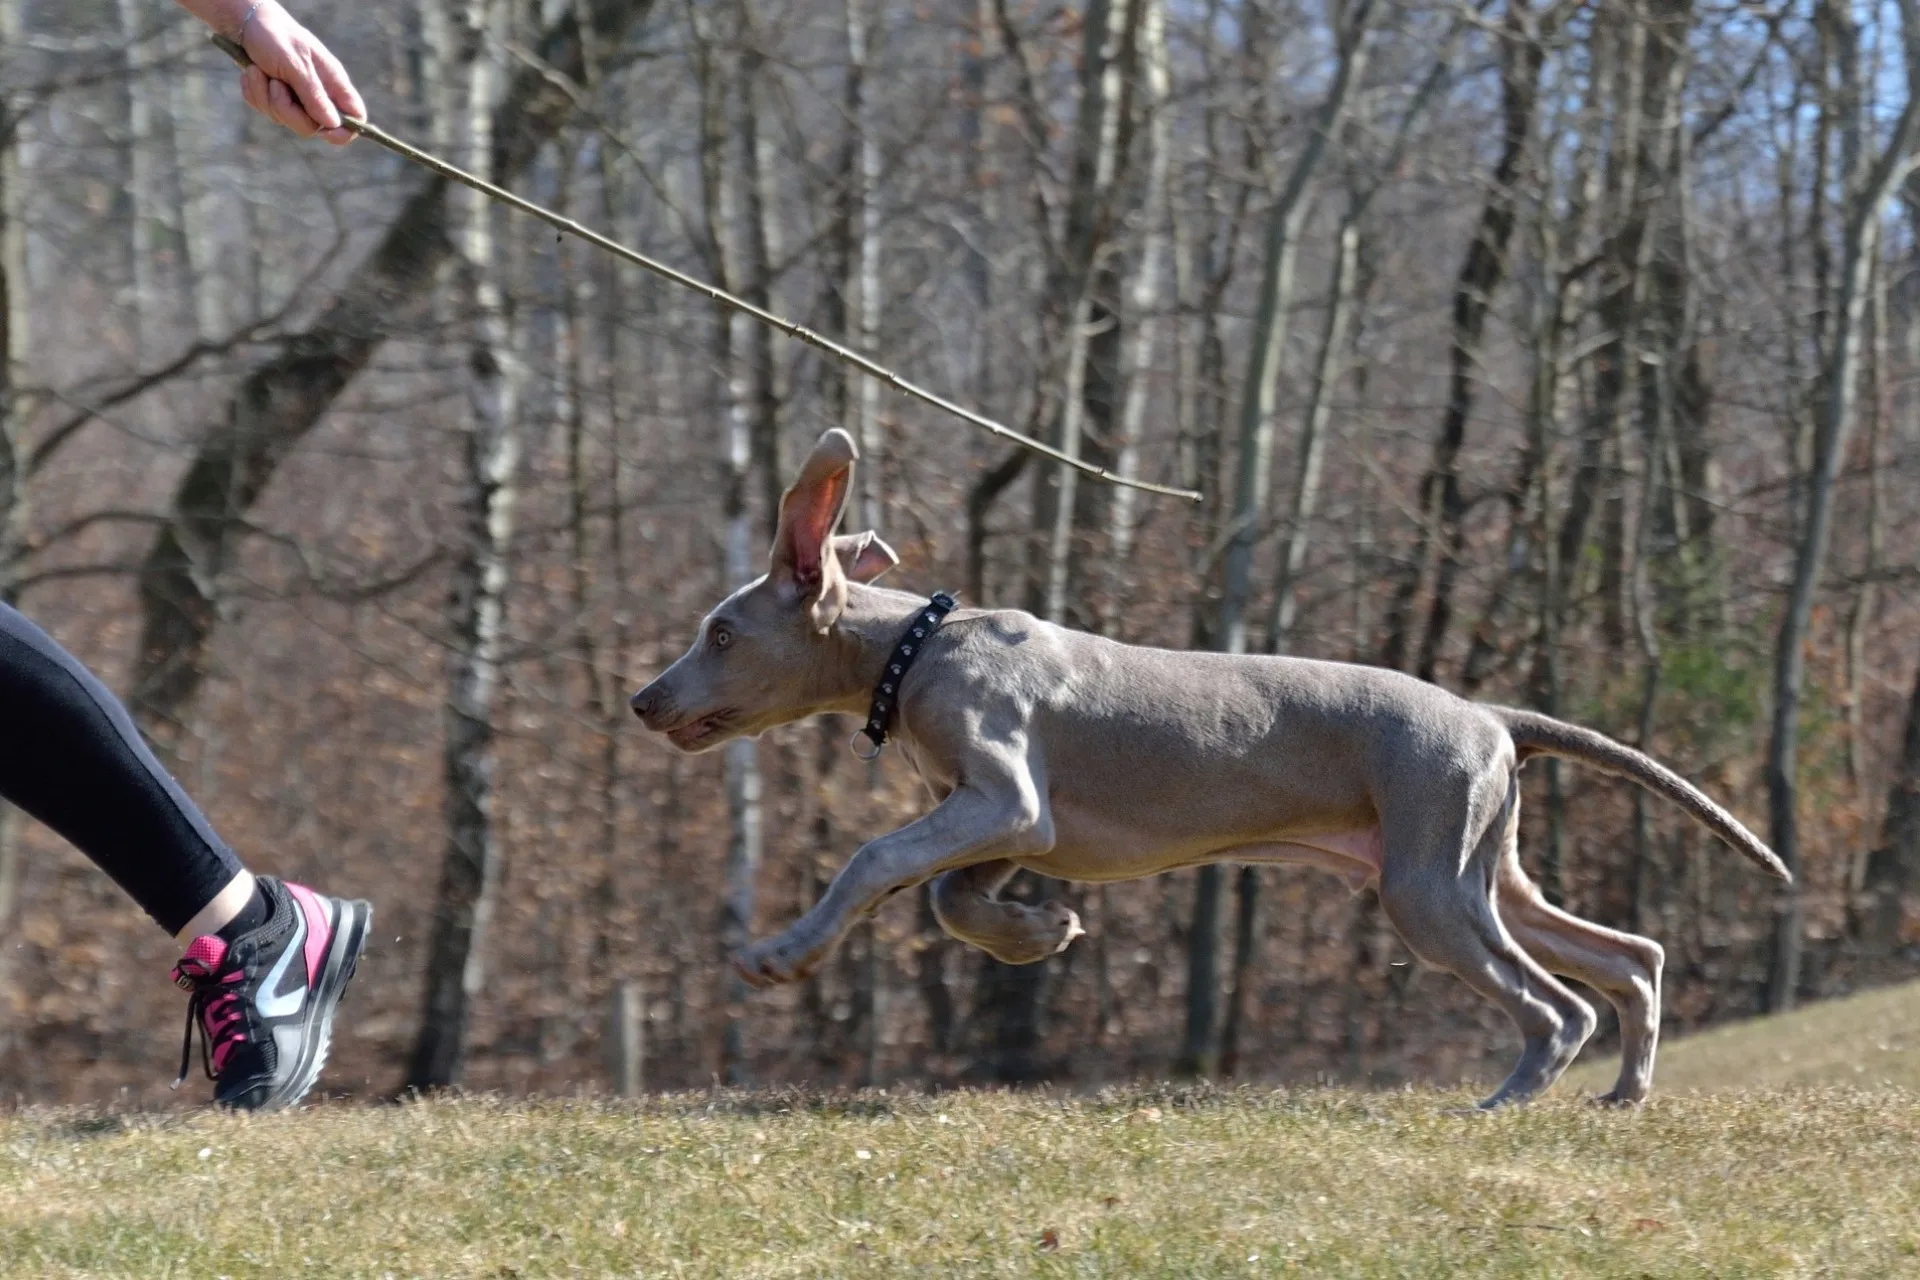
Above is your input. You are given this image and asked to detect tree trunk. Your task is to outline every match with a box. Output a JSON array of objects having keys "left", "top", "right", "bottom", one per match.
[
  {"left": 169, "top": 11, "right": 225, "bottom": 340},
  {"left": 845, "top": 0, "right": 884, "bottom": 535},
  {"left": 0, "top": 0, "right": 26, "bottom": 586},
  {"left": 1215, "top": 863, "right": 1261, "bottom": 1075},
  {"left": 1100, "top": 0, "right": 1169, "bottom": 613},
  {"left": 1186, "top": 0, "right": 1371, "bottom": 1075},
  {"left": 1226, "top": 50, "right": 1440, "bottom": 1068},
  {"left": 1767, "top": 0, "right": 1920, "bottom": 1011},
  {"left": 1218, "top": 13, "right": 1462, "bottom": 1062},
  {"left": 847, "top": 0, "right": 885, "bottom": 1084},
  {"left": 118, "top": 0, "right": 163, "bottom": 355},
  {"left": 1548, "top": 1, "right": 1686, "bottom": 671},
  {"left": 1843, "top": 258, "right": 1885, "bottom": 797},
  {"left": 1858, "top": 655, "right": 1920, "bottom": 953},
  {"left": 1266, "top": 213, "right": 1359, "bottom": 655},
  {"left": 980, "top": 0, "right": 1140, "bottom": 1083},
  {"left": 1215, "top": 5, "right": 1369, "bottom": 657},
  {"left": 915, "top": 885, "right": 956, "bottom": 1056},
  {"left": 408, "top": 0, "right": 522, "bottom": 1089},
  {"left": 0, "top": 0, "right": 28, "bottom": 981},
  {"left": 1639, "top": 0, "right": 1712, "bottom": 628},
  {"left": 692, "top": 1, "right": 778, "bottom": 1083},
  {"left": 583, "top": 21, "right": 637, "bottom": 1001},
  {"left": 1024, "top": 0, "right": 1135, "bottom": 624},
  {"left": 1378, "top": 0, "right": 1541, "bottom": 678}
]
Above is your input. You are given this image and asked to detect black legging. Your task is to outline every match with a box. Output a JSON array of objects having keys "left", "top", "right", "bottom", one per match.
[{"left": 0, "top": 602, "right": 241, "bottom": 934}]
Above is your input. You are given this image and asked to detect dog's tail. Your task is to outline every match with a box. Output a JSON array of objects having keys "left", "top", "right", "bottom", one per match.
[{"left": 1491, "top": 706, "right": 1789, "bottom": 882}]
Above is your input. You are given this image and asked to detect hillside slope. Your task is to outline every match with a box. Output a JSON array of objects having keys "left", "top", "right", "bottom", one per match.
[{"left": 1567, "top": 978, "right": 1920, "bottom": 1094}]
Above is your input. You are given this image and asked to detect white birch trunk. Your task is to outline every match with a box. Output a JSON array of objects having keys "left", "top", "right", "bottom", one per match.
[
  {"left": 409, "top": 0, "right": 522, "bottom": 1088},
  {"left": 693, "top": 1, "right": 764, "bottom": 1083},
  {"left": 118, "top": 0, "right": 163, "bottom": 354},
  {"left": 169, "top": 13, "right": 225, "bottom": 339},
  {"left": 1265, "top": 214, "right": 1358, "bottom": 654},
  {"left": 1041, "top": 0, "right": 1129, "bottom": 625},
  {"left": 1103, "top": 0, "right": 1170, "bottom": 599},
  {"left": 846, "top": 0, "right": 883, "bottom": 533}
]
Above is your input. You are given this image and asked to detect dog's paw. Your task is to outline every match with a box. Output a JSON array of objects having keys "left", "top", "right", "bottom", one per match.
[
  {"left": 1040, "top": 900, "right": 1086, "bottom": 951},
  {"left": 731, "top": 933, "right": 824, "bottom": 989},
  {"left": 978, "top": 901, "right": 1086, "bottom": 966},
  {"left": 1589, "top": 1089, "right": 1647, "bottom": 1109}
]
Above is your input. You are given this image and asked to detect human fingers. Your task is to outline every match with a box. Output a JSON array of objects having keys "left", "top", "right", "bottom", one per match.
[
  {"left": 239, "top": 64, "right": 272, "bottom": 119},
  {"left": 278, "top": 49, "right": 342, "bottom": 133},
  {"left": 267, "top": 76, "right": 321, "bottom": 138},
  {"left": 312, "top": 43, "right": 366, "bottom": 125}
]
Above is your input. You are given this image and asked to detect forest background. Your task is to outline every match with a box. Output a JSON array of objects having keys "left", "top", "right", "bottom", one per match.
[{"left": 1, "top": 0, "right": 1918, "bottom": 1103}]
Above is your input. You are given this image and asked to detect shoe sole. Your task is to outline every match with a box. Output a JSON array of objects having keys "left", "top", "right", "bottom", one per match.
[{"left": 262, "top": 897, "right": 372, "bottom": 1110}]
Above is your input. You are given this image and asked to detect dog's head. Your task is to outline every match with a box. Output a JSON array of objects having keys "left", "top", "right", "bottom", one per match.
[{"left": 629, "top": 428, "right": 898, "bottom": 752}]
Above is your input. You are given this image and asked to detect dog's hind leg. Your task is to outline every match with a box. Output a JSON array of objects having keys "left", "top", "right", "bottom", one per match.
[
  {"left": 1376, "top": 768, "right": 1596, "bottom": 1109},
  {"left": 930, "top": 861, "right": 1083, "bottom": 965},
  {"left": 1496, "top": 845, "right": 1664, "bottom": 1105}
]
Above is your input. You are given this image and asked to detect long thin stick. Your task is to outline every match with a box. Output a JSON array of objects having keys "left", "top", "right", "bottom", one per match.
[{"left": 211, "top": 34, "right": 1202, "bottom": 503}]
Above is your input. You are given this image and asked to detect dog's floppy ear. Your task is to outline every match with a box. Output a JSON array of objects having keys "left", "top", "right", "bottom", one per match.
[
  {"left": 832, "top": 531, "right": 898, "bottom": 584},
  {"left": 770, "top": 429, "right": 858, "bottom": 632}
]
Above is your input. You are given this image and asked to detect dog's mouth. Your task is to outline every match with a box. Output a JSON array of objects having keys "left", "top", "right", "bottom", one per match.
[{"left": 665, "top": 710, "right": 734, "bottom": 751}]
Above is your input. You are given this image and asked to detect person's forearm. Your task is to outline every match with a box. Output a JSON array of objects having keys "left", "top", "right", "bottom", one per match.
[{"left": 173, "top": 0, "right": 267, "bottom": 39}]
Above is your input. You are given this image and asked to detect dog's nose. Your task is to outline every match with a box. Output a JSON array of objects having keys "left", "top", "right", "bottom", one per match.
[{"left": 630, "top": 684, "right": 665, "bottom": 727}]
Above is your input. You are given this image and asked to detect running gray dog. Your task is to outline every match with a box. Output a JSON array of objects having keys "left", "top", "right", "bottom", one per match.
[{"left": 630, "top": 428, "right": 1788, "bottom": 1109}]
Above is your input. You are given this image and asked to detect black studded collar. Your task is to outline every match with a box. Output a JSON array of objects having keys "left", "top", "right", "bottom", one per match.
[{"left": 852, "top": 591, "right": 958, "bottom": 758}]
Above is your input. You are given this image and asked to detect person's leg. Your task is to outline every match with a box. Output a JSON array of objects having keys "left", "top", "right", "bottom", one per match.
[
  {"left": 0, "top": 602, "right": 370, "bottom": 1108},
  {"left": 0, "top": 601, "right": 254, "bottom": 937}
]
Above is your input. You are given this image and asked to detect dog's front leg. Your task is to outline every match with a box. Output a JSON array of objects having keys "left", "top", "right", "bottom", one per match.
[{"left": 733, "top": 775, "right": 1050, "bottom": 988}]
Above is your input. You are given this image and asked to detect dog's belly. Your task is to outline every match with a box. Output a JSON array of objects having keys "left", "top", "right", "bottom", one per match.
[
  {"left": 1215, "top": 830, "right": 1385, "bottom": 892},
  {"left": 1021, "top": 819, "right": 1384, "bottom": 891}
]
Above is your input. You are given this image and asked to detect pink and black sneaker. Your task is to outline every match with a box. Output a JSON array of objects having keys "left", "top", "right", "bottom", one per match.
[{"left": 171, "top": 876, "right": 372, "bottom": 1110}]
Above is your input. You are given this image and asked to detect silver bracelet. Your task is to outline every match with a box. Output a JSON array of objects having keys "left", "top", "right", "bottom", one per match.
[{"left": 236, "top": 0, "right": 265, "bottom": 41}]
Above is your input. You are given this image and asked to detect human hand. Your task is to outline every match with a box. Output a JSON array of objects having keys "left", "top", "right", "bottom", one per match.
[{"left": 229, "top": 0, "right": 366, "bottom": 146}]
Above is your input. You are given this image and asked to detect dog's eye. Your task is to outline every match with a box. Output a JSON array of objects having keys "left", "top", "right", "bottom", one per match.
[{"left": 711, "top": 624, "right": 733, "bottom": 650}]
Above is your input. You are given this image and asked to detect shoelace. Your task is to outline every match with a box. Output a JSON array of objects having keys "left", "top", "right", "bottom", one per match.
[{"left": 171, "top": 948, "right": 247, "bottom": 1089}]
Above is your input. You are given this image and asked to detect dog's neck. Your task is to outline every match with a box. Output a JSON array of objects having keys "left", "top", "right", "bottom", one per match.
[{"left": 820, "top": 584, "right": 955, "bottom": 716}]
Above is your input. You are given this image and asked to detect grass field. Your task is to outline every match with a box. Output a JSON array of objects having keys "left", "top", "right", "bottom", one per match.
[{"left": 5, "top": 987, "right": 1920, "bottom": 1279}]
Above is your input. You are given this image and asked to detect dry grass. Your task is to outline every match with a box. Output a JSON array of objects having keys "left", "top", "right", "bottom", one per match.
[
  {"left": 9, "top": 981, "right": 1920, "bottom": 1278},
  {"left": 4, "top": 1082, "right": 1920, "bottom": 1278}
]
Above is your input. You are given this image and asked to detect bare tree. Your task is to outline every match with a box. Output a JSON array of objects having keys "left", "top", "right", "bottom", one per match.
[
  {"left": 169, "top": 12, "right": 227, "bottom": 340},
  {"left": 1378, "top": 0, "right": 1555, "bottom": 679},
  {"left": 1767, "top": 0, "right": 1920, "bottom": 1011},
  {"left": 970, "top": 0, "right": 1143, "bottom": 1084},
  {"left": 1103, "top": 0, "right": 1170, "bottom": 604},
  {"left": 128, "top": 0, "right": 659, "bottom": 741},
  {"left": 0, "top": 0, "right": 30, "bottom": 968},
  {"left": 1221, "top": 35, "right": 1459, "bottom": 1072},
  {"left": 1185, "top": 0, "right": 1372, "bottom": 1077},
  {"left": 408, "top": 0, "right": 524, "bottom": 1089},
  {"left": 118, "top": 0, "right": 165, "bottom": 355}
]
